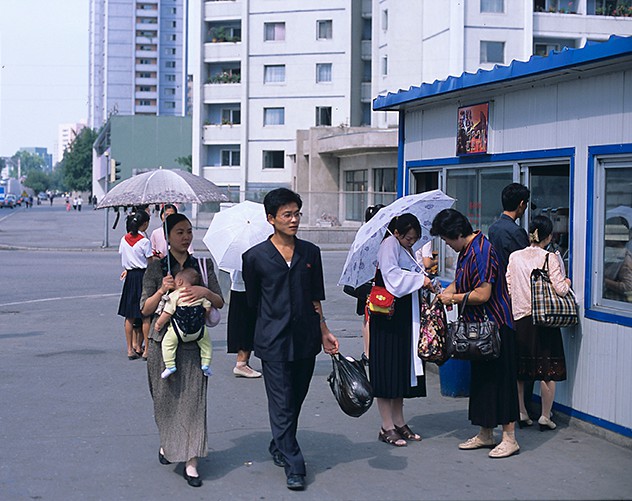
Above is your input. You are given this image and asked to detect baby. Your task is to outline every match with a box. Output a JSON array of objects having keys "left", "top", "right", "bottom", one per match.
[{"left": 154, "top": 267, "right": 213, "bottom": 378}]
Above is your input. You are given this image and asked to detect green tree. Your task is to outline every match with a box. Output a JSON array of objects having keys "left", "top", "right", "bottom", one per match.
[
  {"left": 23, "top": 170, "right": 50, "bottom": 194},
  {"left": 11, "top": 150, "right": 46, "bottom": 176},
  {"left": 175, "top": 154, "right": 192, "bottom": 172},
  {"left": 59, "top": 128, "right": 98, "bottom": 191}
]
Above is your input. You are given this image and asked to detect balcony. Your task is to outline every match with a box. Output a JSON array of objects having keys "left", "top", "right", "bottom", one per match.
[
  {"left": 204, "top": 41, "right": 241, "bottom": 61},
  {"left": 203, "top": 82, "right": 241, "bottom": 102},
  {"left": 135, "top": 49, "right": 158, "bottom": 58},
  {"left": 135, "top": 77, "right": 157, "bottom": 85},
  {"left": 203, "top": 124, "right": 241, "bottom": 144},
  {"left": 135, "top": 105, "right": 157, "bottom": 114},
  {"left": 205, "top": 0, "right": 241, "bottom": 20},
  {"left": 362, "top": 0, "right": 372, "bottom": 18},
  {"left": 135, "top": 91, "right": 158, "bottom": 99},
  {"left": 202, "top": 165, "right": 241, "bottom": 186},
  {"left": 361, "top": 82, "right": 373, "bottom": 102},
  {"left": 361, "top": 40, "right": 372, "bottom": 60},
  {"left": 136, "top": 64, "right": 158, "bottom": 72},
  {"left": 136, "top": 8, "right": 158, "bottom": 18}
]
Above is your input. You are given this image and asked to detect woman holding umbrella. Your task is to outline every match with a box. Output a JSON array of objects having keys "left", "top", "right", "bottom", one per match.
[
  {"left": 371, "top": 213, "right": 434, "bottom": 447},
  {"left": 140, "top": 213, "right": 224, "bottom": 487}
]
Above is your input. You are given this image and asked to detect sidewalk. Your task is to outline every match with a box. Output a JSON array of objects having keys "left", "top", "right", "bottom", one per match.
[{"left": 2, "top": 204, "right": 632, "bottom": 500}]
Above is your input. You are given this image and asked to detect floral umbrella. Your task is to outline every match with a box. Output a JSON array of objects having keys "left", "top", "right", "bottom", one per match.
[{"left": 338, "top": 189, "right": 455, "bottom": 288}]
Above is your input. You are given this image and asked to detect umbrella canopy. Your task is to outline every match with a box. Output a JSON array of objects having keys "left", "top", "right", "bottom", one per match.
[
  {"left": 203, "top": 201, "right": 273, "bottom": 271},
  {"left": 97, "top": 168, "right": 228, "bottom": 208},
  {"left": 338, "top": 189, "right": 455, "bottom": 288},
  {"left": 606, "top": 205, "right": 632, "bottom": 228}
]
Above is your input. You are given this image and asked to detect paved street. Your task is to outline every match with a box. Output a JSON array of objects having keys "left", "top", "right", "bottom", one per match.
[{"left": 1, "top": 204, "right": 632, "bottom": 501}]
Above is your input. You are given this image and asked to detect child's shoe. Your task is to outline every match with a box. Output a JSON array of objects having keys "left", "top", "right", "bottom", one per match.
[
  {"left": 201, "top": 365, "right": 213, "bottom": 377},
  {"left": 161, "top": 367, "right": 177, "bottom": 379}
]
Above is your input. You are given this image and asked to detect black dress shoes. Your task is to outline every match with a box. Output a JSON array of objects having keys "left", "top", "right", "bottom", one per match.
[
  {"left": 183, "top": 470, "right": 202, "bottom": 488},
  {"left": 158, "top": 450, "right": 171, "bottom": 465},
  {"left": 286, "top": 474, "right": 305, "bottom": 491},
  {"left": 272, "top": 451, "right": 288, "bottom": 467}
]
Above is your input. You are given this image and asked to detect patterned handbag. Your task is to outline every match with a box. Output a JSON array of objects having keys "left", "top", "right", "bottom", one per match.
[
  {"left": 367, "top": 285, "right": 396, "bottom": 317},
  {"left": 417, "top": 297, "right": 449, "bottom": 365},
  {"left": 531, "top": 253, "right": 578, "bottom": 328}
]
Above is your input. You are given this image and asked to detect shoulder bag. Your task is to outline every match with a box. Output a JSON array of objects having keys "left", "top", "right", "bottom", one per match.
[
  {"left": 447, "top": 292, "right": 501, "bottom": 361},
  {"left": 366, "top": 268, "right": 395, "bottom": 317},
  {"left": 417, "top": 296, "right": 449, "bottom": 365},
  {"left": 531, "top": 253, "right": 578, "bottom": 328},
  {"left": 197, "top": 257, "right": 221, "bottom": 327}
]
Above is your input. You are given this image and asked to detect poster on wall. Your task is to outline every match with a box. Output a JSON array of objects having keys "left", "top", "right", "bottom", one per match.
[{"left": 457, "top": 102, "right": 489, "bottom": 155}]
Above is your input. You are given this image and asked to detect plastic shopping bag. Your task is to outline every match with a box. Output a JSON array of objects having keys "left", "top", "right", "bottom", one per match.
[{"left": 327, "top": 353, "right": 373, "bottom": 418}]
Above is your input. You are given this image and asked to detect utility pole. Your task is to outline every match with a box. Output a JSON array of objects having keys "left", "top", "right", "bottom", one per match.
[{"left": 102, "top": 151, "right": 110, "bottom": 248}]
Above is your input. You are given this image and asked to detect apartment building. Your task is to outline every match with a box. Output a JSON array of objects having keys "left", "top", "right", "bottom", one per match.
[
  {"left": 88, "top": 0, "right": 189, "bottom": 129},
  {"left": 192, "top": 0, "right": 372, "bottom": 199},
  {"left": 57, "top": 122, "right": 86, "bottom": 165}
]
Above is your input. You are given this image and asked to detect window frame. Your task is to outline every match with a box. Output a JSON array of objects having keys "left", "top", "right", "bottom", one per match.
[
  {"left": 315, "top": 106, "right": 332, "bottom": 126},
  {"left": 316, "top": 63, "right": 332, "bottom": 83},
  {"left": 263, "top": 64, "right": 286, "bottom": 84},
  {"left": 263, "top": 150, "right": 285, "bottom": 169},
  {"left": 585, "top": 143, "right": 632, "bottom": 327},
  {"left": 480, "top": 40, "right": 505, "bottom": 64},
  {"left": 264, "top": 21, "right": 286, "bottom": 41},
  {"left": 221, "top": 108, "right": 241, "bottom": 125},
  {"left": 316, "top": 19, "right": 333, "bottom": 40},
  {"left": 221, "top": 149, "right": 240, "bottom": 167},
  {"left": 263, "top": 107, "right": 285, "bottom": 126},
  {"left": 480, "top": 0, "right": 504, "bottom": 13}
]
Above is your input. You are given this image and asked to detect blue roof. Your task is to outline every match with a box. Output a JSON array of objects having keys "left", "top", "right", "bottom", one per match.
[{"left": 373, "top": 35, "right": 632, "bottom": 111}]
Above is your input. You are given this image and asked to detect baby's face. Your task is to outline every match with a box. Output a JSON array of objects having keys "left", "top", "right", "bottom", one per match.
[{"left": 176, "top": 277, "right": 191, "bottom": 288}]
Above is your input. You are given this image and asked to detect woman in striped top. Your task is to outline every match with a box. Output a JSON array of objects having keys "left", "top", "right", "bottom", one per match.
[{"left": 431, "top": 208, "right": 520, "bottom": 459}]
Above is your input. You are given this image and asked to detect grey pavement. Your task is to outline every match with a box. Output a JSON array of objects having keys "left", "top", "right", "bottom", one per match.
[{"left": 1, "top": 204, "right": 632, "bottom": 500}]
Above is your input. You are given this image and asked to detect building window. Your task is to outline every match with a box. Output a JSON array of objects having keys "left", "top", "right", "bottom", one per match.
[
  {"left": 264, "top": 22, "right": 285, "bottom": 41},
  {"left": 373, "top": 168, "right": 397, "bottom": 206},
  {"left": 165, "top": 48, "right": 176, "bottom": 55},
  {"left": 315, "top": 106, "right": 332, "bottom": 126},
  {"left": 381, "top": 55, "right": 388, "bottom": 76},
  {"left": 221, "top": 108, "right": 241, "bottom": 125},
  {"left": 164, "top": 88, "right": 176, "bottom": 95},
  {"left": 138, "top": 72, "right": 152, "bottom": 78},
  {"left": 171, "top": 7, "right": 177, "bottom": 14},
  {"left": 345, "top": 170, "right": 368, "bottom": 221},
  {"left": 221, "top": 150, "right": 240, "bottom": 166},
  {"left": 382, "top": 9, "right": 388, "bottom": 30},
  {"left": 138, "top": 85, "right": 151, "bottom": 92},
  {"left": 166, "top": 61, "right": 176, "bottom": 68},
  {"left": 361, "top": 103, "right": 371, "bottom": 126},
  {"left": 480, "top": 41, "right": 505, "bottom": 64},
  {"left": 536, "top": 0, "right": 578, "bottom": 13},
  {"left": 171, "top": 21, "right": 177, "bottom": 28},
  {"left": 139, "top": 100, "right": 152, "bottom": 106},
  {"left": 587, "top": 147, "right": 632, "bottom": 324},
  {"left": 164, "top": 101, "right": 176, "bottom": 109},
  {"left": 166, "top": 74, "right": 176, "bottom": 81},
  {"left": 263, "top": 107, "right": 285, "bottom": 126},
  {"left": 317, "top": 20, "right": 333, "bottom": 40},
  {"left": 316, "top": 63, "right": 332, "bottom": 83},
  {"left": 263, "top": 150, "right": 285, "bottom": 169},
  {"left": 169, "top": 34, "right": 177, "bottom": 41},
  {"left": 264, "top": 64, "right": 285, "bottom": 83},
  {"left": 481, "top": 0, "right": 504, "bottom": 12}
]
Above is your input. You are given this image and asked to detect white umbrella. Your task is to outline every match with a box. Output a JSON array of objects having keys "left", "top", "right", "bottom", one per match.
[
  {"left": 203, "top": 200, "right": 273, "bottom": 271},
  {"left": 338, "top": 189, "right": 455, "bottom": 288}
]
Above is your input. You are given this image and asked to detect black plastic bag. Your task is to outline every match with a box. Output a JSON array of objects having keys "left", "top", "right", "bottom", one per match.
[{"left": 327, "top": 353, "right": 373, "bottom": 418}]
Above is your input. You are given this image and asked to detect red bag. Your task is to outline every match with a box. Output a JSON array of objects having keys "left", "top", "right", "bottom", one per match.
[{"left": 367, "top": 285, "right": 395, "bottom": 317}]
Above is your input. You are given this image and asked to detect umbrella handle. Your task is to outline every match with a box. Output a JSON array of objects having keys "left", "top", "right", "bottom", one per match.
[{"left": 112, "top": 210, "right": 120, "bottom": 230}]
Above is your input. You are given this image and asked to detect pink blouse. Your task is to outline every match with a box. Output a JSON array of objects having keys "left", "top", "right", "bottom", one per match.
[{"left": 506, "top": 246, "right": 570, "bottom": 321}]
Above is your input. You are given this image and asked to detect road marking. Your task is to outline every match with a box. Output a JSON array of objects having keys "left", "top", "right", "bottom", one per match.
[
  {"left": 0, "top": 209, "right": 21, "bottom": 223},
  {"left": 0, "top": 293, "right": 120, "bottom": 307}
]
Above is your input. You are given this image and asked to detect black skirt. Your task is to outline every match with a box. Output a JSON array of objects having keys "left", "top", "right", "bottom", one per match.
[
  {"left": 515, "top": 316, "right": 567, "bottom": 382},
  {"left": 369, "top": 293, "right": 426, "bottom": 399},
  {"left": 227, "top": 290, "right": 256, "bottom": 353},
  {"left": 468, "top": 324, "right": 519, "bottom": 428},
  {"left": 117, "top": 268, "right": 146, "bottom": 319}
]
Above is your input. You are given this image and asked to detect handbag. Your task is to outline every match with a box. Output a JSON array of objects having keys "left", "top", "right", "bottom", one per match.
[
  {"left": 367, "top": 285, "right": 396, "bottom": 317},
  {"left": 531, "top": 253, "right": 578, "bottom": 328},
  {"left": 197, "top": 257, "right": 221, "bottom": 328},
  {"left": 417, "top": 296, "right": 449, "bottom": 365},
  {"left": 446, "top": 292, "right": 501, "bottom": 361}
]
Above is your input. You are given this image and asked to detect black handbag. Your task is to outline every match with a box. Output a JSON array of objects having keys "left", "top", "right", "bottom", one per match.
[{"left": 447, "top": 292, "right": 501, "bottom": 361}]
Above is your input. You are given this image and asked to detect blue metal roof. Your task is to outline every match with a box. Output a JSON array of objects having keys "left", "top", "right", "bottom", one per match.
[{"left": 373, "top": 35, "right": 632, "bottom": 111}]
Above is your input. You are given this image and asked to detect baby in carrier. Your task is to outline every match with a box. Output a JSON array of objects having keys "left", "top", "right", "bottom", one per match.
[{"left": 154, "top": 267, "right": 213, "bottom": 379}]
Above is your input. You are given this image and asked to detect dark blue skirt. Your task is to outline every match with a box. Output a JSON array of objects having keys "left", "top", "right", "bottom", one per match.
[{"left": 118, "top": 268, "right": 146, "bottom": 319}]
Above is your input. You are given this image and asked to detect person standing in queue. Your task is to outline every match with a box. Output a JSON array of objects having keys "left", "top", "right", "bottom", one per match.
[{"left": 242, "top": 188, "right": 339, "bottom": 491}]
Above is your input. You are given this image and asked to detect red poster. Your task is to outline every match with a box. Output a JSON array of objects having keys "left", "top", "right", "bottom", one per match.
[{"left": 457, "top": 103, "right": 489, "bottom": 155}]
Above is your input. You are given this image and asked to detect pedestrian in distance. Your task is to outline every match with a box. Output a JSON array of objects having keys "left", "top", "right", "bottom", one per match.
[
  {"left": 153, "top": 267, "right": 213, "bottom": 380},
  {"left": 242, "top": 188, "right": 339, "bottom": 491},
  {"left": 140, "top": 213, "right": 224, "bottom": 488},
  {"left": 432, "top": 208, "right": 520, "bottom": 459},
  {"left": 118, "top": 210, "right": 153, "bottom": 360},
  {"left": 73, "top": 196, "right": 77, "bottom": 210},
  {"left": 370, "top": 213, "right": 434, "bottom": 448},
  {"left": 227, "top": 269, "right": 261, "bottom": 378},
  {"left": 65, "top": 197, "right": 71, "bottom": 212},
  {"left": 506, "top": 215, "right": 569, "bottom": 431},
  {"left": 77, "top": 195, "right": 83, "bottom": 212}
]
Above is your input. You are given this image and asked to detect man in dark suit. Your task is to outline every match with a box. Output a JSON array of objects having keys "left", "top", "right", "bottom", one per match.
[{"left": 242, "top": 188, "right": 339, "bottom": 491}]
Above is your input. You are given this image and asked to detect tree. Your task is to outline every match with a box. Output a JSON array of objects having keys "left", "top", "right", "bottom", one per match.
[
  {"left": 11, "top": 150, "right": 46, "bottom": 177},
  {"left": 175, "top": 154, "right": 192, "bottom": 172},
  {"left": 23, "top": 170, "right": 50, "bottom": 194},
  {"left": 59, "top": 128, "right": 98, "bottom": 192}
]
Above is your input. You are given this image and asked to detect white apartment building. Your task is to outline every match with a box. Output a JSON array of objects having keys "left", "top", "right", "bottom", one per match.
[
  {"left": 56, "top": 122, "right": 86, "bottom": 164},
  {"left": 192, "top": 0, "right": 372, "bottom": 198},
  {"left": 89, "top": 0, "right": 189, "bottom": 129}
]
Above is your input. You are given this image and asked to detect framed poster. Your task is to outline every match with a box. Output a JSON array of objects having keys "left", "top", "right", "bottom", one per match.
[{"left": 457, "top": 102, "right": 489, "bottom": 155}]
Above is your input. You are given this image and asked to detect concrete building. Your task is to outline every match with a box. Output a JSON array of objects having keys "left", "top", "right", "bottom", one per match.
[
  {"left": 57, "top": 122, "right": 86, "bottom": 165},
  {"left": 374, "top": 35, "right": 632, "bottom": 438},
  {"left": 88, "top": 0, "right": 189, "bottom": 128}
]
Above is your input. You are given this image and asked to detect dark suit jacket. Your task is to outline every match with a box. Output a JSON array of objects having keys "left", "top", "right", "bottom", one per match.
[
  {"left": 488, "top": 213, "right": 529, "bottom": 269},
  {"left": 242, "top": 237, "right": 325, "bottom": 362}
]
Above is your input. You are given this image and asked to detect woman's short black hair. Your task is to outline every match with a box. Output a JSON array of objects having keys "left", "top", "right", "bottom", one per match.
[
  {"left": 263, "top": 188, "right": 302, "bottom": 218},
  {"left": 365, "top": 204, "right": 385, "bottom": 223},
  {"left": 387, "top": 213, "right": 421, "bottom": 238},
  {"left": 160, "top": 203, "right": 178, "bottom": 218},
  {"left": 529, "top": 215, "right": 553, "bottom": 243},
  {"left": 165, "top": 213, "right": 190, "bottom": 237},
  {"left": 430, "top": 208, "right": 473, "bottom": 240},
  {"left": 126, "top": 210, "right": 150, "bottom": 235}
]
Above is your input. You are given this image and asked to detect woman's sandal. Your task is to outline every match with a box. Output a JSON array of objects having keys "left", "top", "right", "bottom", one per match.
[
  {"left": 394, "top": 424, "right": 422, "bottom": 441},
  {"left": 378, "top": 428, "right": 407, "bottom": 447}
]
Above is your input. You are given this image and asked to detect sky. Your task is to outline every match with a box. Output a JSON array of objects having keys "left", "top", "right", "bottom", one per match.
[{"left": 0, "top": 1, "right": 199, "bottom": 162}]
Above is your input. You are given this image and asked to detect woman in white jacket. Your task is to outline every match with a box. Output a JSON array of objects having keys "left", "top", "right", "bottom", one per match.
[{"left": 506, "top": 215, "right": 570, "bottom": 431}]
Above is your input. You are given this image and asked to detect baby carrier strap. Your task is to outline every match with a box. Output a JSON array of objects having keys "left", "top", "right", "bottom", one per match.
[{"left": 170, "top": 304, "right": 206, "bottom": 342}]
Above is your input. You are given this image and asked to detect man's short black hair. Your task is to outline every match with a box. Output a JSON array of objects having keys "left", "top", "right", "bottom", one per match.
[
  {"left": 501, "top": 183, "right": 530, "bottom": 212},
  {"left": 263, "top": 188, "right": 302, "bottom": 218},
  {"left": 430, "top": 208, "right": 473, "bottom": 240}
]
